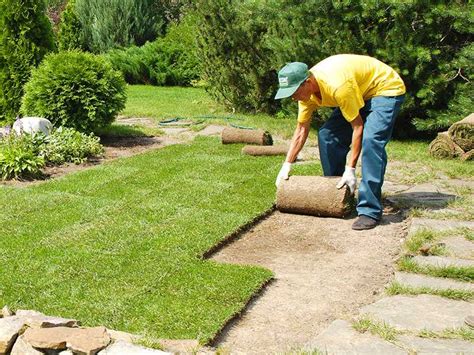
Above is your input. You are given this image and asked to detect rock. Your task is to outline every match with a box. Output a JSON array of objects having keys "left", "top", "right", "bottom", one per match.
[
  {"left": 106, "top": 328, "right": 139, "bottom": 343},
  {"left": 439, "top": 236, "right": 474, "bottom": 260},
  {"left": 397, "top": 335, "right": 474, "bottom": 354},
  {"left": 157, "top": 339, "right": 200, "bottom": 353},
  {"left": 99, "top": 340, "right": 171, "bottom": 354},
  {"left": 395, "top": 272, "right": 474, "bottom": 292},
  {"left": 10, "top": 335, "right": 43, "bottom": 355},
  {"left": 412, "top": 255, "right": 474, "bottom": 268},
  {"left": 360, "top": 295, "right": 474, "bottom": 331},
  {"left": 12, "top": 117, "right": 52, "bottom": 136},
  {"left": 409, "top": 218, "right": 474, "bottom": 234},
  {"left": 1, "top": 306, "right": 13, "bottom": 318},
  {"left": 24, "top": 326, "right": 110, "bottom": 354},
  {"left": 0, "top": 316, "right": 26, "bottom": 354},
  {"left": 16, "top": 309, "right": 79, "bottom": 328},
  {"left": 304, "top": 319, "right": 405, "bottom": 354}
]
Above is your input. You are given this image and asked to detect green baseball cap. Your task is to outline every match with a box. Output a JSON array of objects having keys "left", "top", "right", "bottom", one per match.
[{"left": 274, "top": 62, "right": 309, "bottom": 100}]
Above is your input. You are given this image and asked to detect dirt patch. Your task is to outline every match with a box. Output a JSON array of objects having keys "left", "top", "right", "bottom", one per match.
[{"left": 210, "top": 208, "right": 408, "bottom": 354}]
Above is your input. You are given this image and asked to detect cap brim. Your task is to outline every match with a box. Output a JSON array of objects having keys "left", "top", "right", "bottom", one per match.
[{"left": 274, "top": 85, "right": 299, "bottom": 100}]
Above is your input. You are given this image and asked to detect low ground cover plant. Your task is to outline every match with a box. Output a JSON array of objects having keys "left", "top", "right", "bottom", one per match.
[{"left": 0, "top": 127, "right": 103, "bottom": 180}]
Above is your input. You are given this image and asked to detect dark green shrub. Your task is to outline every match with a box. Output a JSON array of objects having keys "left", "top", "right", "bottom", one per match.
[
  {"left": 194, "top": 0, "right": 278, "bottom": 112},
  {"left": 39, "top": 127, "right": 104, "bottom": 165},
  {"left": 105, "top": 12, "right": 200, "bottom": 86},
  {"left": 21, "top": 50, "right": 127, "bottom": 134},
  {"left": 0, "top": 0, "right": 56, "bottom": 123},
  {"left": 0, "top": 133, "right": 45, "bottom": 180}
]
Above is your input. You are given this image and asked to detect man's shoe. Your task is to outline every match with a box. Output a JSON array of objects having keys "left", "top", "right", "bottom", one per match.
[{"left": 352, "top": 215, "right": 379, "bottom": 230}]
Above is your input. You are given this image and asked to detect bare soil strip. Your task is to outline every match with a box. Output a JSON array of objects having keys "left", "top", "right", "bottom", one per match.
[{"left": 211, "top": 209, "right": 407, "bottom": 354}]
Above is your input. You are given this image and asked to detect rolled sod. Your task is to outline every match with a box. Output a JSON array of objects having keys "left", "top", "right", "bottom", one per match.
[
  {"left": 276, "top": 176, "right": 355, "bottom": 218},
  {"left": 448, "top": 113, "right": 474, "bottom": 151},
  {"left": 241, "top": 145, "right": 288, "bottom": 156},
  {"left": 221, "top": 127, "right": 273, "bottom": 145},
  {"left": 429, "top": 131, "right": 464, "bottom": 159},
  {"left": 461, "top": 149, "right": 473, "bottom": 162}
]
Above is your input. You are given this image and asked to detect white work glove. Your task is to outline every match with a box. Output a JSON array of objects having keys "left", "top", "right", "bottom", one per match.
[
  {"left": 275, "top": 162, "right": 292, "bottom": 187},
  {"left": 336, "top": 166, "right": 357, "bottom": 194}
]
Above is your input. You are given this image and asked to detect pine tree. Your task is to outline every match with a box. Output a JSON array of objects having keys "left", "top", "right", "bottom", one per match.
[{"left": 0, "top": 0, "right": 56, "bottom": 122}]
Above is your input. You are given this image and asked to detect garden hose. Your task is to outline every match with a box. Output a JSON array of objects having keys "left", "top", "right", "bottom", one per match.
[{"left": 158, "top": 114, "right": 256, "bottom": 130}]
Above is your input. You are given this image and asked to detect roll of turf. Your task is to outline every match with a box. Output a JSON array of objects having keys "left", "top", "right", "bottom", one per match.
[
  {"left": 448, "top": 113, "right": 474, "bottom": 152},
  {"left": 276, "top": 176, "right": 355, "bottom": 218},
  {"left": 429, "top": 131, "right": 464, "bottom": 159},
  {"left": 461, "top": 149, "right": 473, "bottom": 162},
  {"left": 221, "top": 127, "right": 273, "bottom": 145},
  {"left": 241, "top": 145, "right": 288, "bottom": 156}
]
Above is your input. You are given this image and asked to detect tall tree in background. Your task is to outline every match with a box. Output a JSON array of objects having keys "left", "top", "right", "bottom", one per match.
[{"left": 0, "top": 0, "right": 56, "bottom": 122}]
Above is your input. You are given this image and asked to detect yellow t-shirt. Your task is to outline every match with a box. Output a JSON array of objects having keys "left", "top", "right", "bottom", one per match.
[{"left": 298, "top": 54, "right": 406, "bottom": 123}]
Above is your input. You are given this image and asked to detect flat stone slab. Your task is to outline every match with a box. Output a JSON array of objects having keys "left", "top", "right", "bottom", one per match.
[
  {"left": 409, "top": 218, "right": 474, "bottom": 235},
  {"left": 360, "top": 295, "right": 474, "bottom": 331},
  {"left": 197, "top": 124, "right": 225, "bottom": 136},
  {"left": 386, "top": 183, "right": 456, "bottom": 208},
  {"left": 10, "top": 335, "right": 43, "bottom": 355},
  {"left": 395, "top": 272, "right": 474, "bottom": 292},
  {"left": 100, "top": 340, "right": 171, "bottom": 354},
  {"left": 398, "top": 335, "right": 474, "bottom": 354},
  {"left": 412, "top": 255, "right": 474, "bottom": 268},
  {"left": 0, "top": 316, "right": 26, "bottom": 354},
  {"left": 382, "top": 181, "right": 412, "bottom": 195},
  {"left": 16, "top": 309, "right": 79, "bottom": 328},
  {"left": 305, "top": 319, "right": 405, "bottom": 354},
  {"left": 440, "top": 236, "right": 474, "bottom": 259}
]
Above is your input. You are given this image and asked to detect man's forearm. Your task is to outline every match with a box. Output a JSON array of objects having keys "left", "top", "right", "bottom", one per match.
[
  {"left": 348, "top": 115, "right": 363, "bottom": 168},
  {"left": 285, "top": 122, "right": 310, "bottom": 163}
]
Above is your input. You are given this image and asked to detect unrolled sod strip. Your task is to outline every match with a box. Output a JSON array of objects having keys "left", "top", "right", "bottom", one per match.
[
  {"left": 448, "top": 113, "right": 474, "bottom": 152},
  {"left": 461, "top": 149, "right": 473, "bottom": 161},
  {"left": 221, "top": 127, "right": 273, "bottom": 145},
  {"left": 276, "top": 176, "right": 355, "bottom": 218},
  {"left": 241, "top": 145, "right": 288, "bottom": 156},
  {"left": 429, "top": 131, "right": 464, "bottom": 159}
]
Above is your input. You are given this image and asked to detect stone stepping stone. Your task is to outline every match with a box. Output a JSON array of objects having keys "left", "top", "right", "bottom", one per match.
[
  {"left": 10, "top": 334, "right": 43, "bottom": 355},
  {"left": 412, "top": 255, "right": 474, "bottom": 268},
  {"left": 304, "top": 319, "right": 405, "bottom": 354},
  {"left": 386, "top": 183, "right": 456, "bottom": 208},
  {"left": 100, "top": 340, "right": 171, "bottom": 354},
  {"left": 382, "top": 181, "right": 412, "bottom": 195},
  {"left": 409, "top": 218, "right": 474, "bottom": 235},
  {"left": 360, "top": 295, "right": 474, "bottom": 332},
  {"left": 395, "top": 272, "right": 474, "bottom": 292},
  {"left": 397, "top": 335, "right": 474, "bottom": 354},
  {"left": 439, "top": 236, "right": 474, "bottom": 260},
  {"left": 15, "top": 309, "right": 79, "bottom": 328}
]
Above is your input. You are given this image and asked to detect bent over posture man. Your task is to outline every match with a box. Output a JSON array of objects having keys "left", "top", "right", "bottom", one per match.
[{"left": 274, "top": 54, "right": 405, "bottom": 230}]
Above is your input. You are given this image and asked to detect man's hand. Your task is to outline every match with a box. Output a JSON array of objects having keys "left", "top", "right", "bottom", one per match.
[
  {"left": 275, "top": 162, "right": 292, "bottom": 187},
  {"left": 336, "top": 166, "right": 357, "bottom": 194}
]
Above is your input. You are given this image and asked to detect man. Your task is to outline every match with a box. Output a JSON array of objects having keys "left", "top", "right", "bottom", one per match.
[{"left": 274, "top": 54, "right": 405, "bottom": 230}]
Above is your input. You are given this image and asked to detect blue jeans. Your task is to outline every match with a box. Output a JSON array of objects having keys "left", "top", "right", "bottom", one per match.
[{"left": 318, "top": 95, "right": 405, "bottom": 220}]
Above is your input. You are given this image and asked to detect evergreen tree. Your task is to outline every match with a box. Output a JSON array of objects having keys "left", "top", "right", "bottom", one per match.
[
  {"left": 57, "top": 0, "right": 85, "bottom": 51},
  {"left": 0, "top": 0, "right": 56, "bottom": 122}
]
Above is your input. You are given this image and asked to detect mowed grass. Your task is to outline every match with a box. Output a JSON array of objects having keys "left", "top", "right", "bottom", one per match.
[{"left": 0, "top": 136, "right": 283, "bottom": 342}]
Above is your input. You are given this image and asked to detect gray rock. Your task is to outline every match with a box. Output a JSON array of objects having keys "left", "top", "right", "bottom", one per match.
[
  {"left": 387, "top": 183, "right": 456, "bottom": 208},
  {"left": 360, "top": 295, "right": 474, "bottom": 331},
  {"left": 409, "top": 218, "right": 474, "bottom": 234},
  {"left": 10, "top": 334, "right": 43, "bottom": 355},
  {"left": 395, "top": 272, "right": 474, "bottom": 292},
  {"left": 0, "top": 316, "right": 26, "bottom": 354},
  {"left": 398, "top": 334, "right": 474, "bottom": 354},
  {"left": 16, "top": 309, "right": 79, "bottom": 328},
  {"left": 99, "top": 340, "right": 171, "bottom": 354},
  {"left": 412, "top": 255, "right": 474, "bottom": 268},
  {"left": 304, "top": 319, "right": 405, "bottom": 355},
  {"left": 1, "top": 306, "right": 13, "bottom": 318},
  {"left": 440, "top": 236, "right": 474, "bottom": 259}
]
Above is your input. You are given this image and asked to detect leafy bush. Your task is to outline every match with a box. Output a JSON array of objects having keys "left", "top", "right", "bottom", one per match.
[
  {"left": 0, "top": 133, "right": 45, "bottom": 180},
  {"left": 0, "top": 0, "right": 56, "bottom": 123},
  {"left": 39, "top": 127, "right": 104, "bottom": 165},
  {"left": 105, "top": 12, "right": 200, "bottom": 86},
  {"left": 57, "top": 0, "right": 85, "bottom": 51},
  {"left": 21, "top": 50, "right": 127, "bottom": 134}
]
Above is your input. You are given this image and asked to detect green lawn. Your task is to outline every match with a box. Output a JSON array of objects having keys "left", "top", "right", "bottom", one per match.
[{"left": 0, "top": 137, "right": 284, "bottom": 342}]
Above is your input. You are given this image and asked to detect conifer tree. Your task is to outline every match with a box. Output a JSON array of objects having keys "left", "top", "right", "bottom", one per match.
[{"left": 0, "top": 0, "right": 56, "bottom": 122}]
